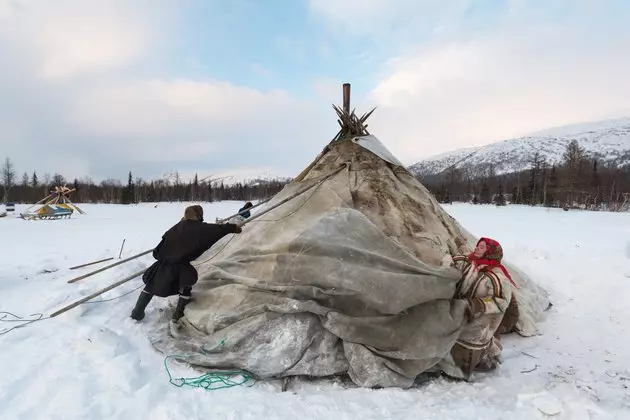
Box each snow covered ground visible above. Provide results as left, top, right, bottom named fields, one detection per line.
left=1, top=202, right=629, bottom=419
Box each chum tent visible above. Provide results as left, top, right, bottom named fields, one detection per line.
left=147, top=84, right=550, bottom=388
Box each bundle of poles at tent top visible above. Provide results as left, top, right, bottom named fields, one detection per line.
left=50, top=163, right=349, bottom=318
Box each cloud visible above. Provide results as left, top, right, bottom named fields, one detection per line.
left=308, top=0, right=472, bottom=40
left=0, top=0, right=332, bottom=182
left=2, top=72, right=330, bottom=180
left=307, top=1, right=630, bottom=164
left=313, top=78, right=344, bottom=102
left=366, top=25, right=630, bottom=164
left=3, top=0, right=630, bottom=184
left=66, top=78, right=324, bottom=166
left=0, top=0, right=154, bottom=80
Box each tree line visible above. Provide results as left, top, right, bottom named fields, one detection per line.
left=3, top=139, right=630, bottom=212
left=1, top=160, right=288, bottom=205
left=421, top=140, right=630, bottom=211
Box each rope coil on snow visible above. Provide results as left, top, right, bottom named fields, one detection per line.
left=164, top=355, right=255, bottom=391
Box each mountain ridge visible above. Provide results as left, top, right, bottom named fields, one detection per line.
left=408, top=116, right=630, bottom=176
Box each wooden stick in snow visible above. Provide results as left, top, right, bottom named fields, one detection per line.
left=51, top=269, right=146, bottom=318
left=69, top=257, right=114, bottom=270
left=118, top=239, right=126, bottom=259
left=67, top=249, right=152, bottom=283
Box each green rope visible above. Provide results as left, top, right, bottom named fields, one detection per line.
left=164, top=355, right=255, bottom=391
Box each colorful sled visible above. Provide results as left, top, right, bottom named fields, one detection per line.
left=20, top=186, right=85, bottom=221
left=21, top=204, right=74, bottom=220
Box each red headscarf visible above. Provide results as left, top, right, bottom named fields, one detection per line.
left=468, top=237, right=518, bottom=288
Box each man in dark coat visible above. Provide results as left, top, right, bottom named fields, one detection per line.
left=130, top=205, right=243, bottom=322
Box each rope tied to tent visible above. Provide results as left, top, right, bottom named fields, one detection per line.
left=164, top=355, right=255, bottom=391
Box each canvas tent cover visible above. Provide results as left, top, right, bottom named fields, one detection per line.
left=148, top=136, right=549, bottom=388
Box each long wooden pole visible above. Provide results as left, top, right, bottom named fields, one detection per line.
left=53, top=164, right=349, bottom=317
left=69, top=257, right=114, bottom=270
left=65, top=164, right=346, bottom=285
left=241, top=163, right=348, bottom=225
left=216, top=164, right=345, bottom=224
left=24, top=192, right=54, bottom=213
left=51, top=269, right=146, bottom=318
left=67, top=249, right=152, bottom=283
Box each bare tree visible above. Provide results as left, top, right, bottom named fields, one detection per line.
left=2, top=157, right=16, bottom=202
left=52, top=173, right=66, bottom=186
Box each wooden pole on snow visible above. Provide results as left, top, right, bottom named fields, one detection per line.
left=67, top=249, right=152, bottom=283
left=50, top=269, right=146, bottom=318
left=69, top=257, right=114, bottom=270
left=52, top=163, right=350, bottom=317
left=118, top=239, right=126, bottom=259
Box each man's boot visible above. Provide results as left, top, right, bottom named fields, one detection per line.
left=172, top=295, right=192, bottom=321
left=130, top=291, right=153, bottom=321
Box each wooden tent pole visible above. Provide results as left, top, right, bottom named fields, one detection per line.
left=65, top=164, right=346, bottom=285
left=24, top=193, right=54, bottom=212
left=50, top=269, right=146, bottom=318
left=243, top=163, right=348, bottom=224
left=67, top=249, right=153, bottom=283
left=53, top=164, right=350, bottom=318
left=65, top=196, right=86, bottom=214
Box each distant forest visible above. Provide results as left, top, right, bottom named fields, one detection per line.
left=419, top=139, right=630, bottom=211
left=2, top=140, right=630, bottom=211
left=0, top=160, right=286, bottom=205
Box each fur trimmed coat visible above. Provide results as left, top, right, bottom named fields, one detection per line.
left=452, top=255, right=513, bottom=352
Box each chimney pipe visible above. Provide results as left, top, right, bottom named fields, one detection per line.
left=342, top=83, right=351, bottom=113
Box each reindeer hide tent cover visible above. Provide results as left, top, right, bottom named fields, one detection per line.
left=147, top=103, right=550, bottom=388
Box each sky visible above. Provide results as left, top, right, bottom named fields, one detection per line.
left=1, top=0, right=630, bottom=183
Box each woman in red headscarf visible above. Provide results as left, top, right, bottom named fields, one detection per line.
left=445, top=237, right=518, bottom=380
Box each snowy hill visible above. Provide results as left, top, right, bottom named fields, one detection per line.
left=409, top=117, right=630, bottom=177
left=159, top=168, right=292, bottom=186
